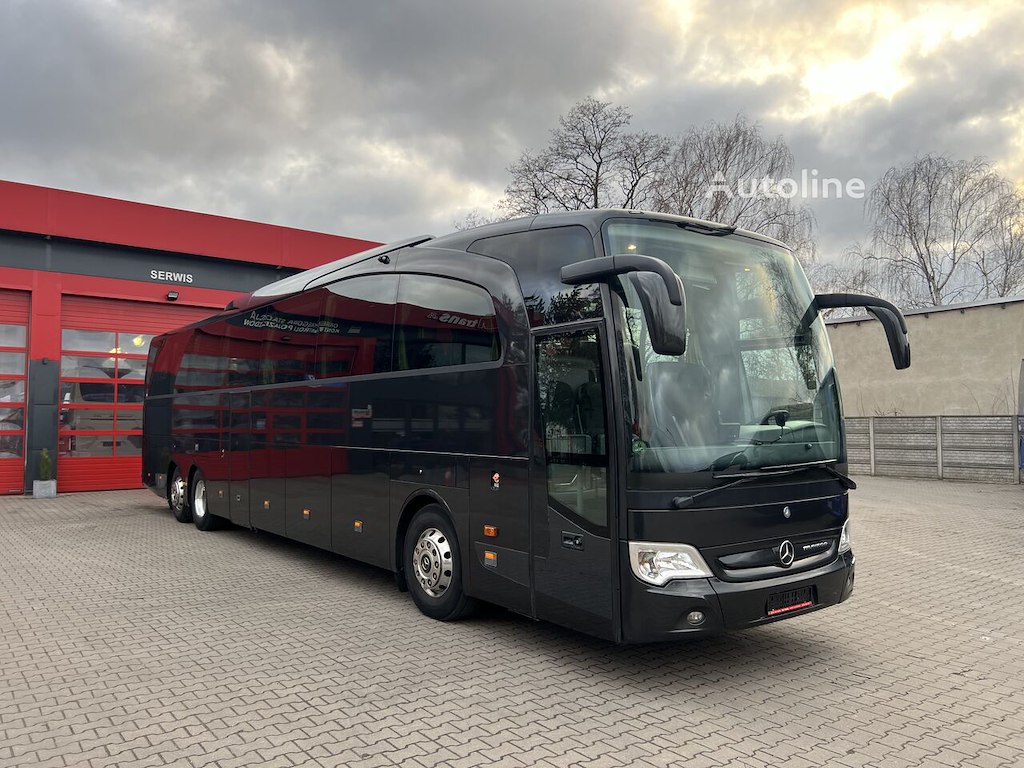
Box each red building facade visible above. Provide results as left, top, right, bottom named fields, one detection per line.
left=0, top=180, right=379, bottom=493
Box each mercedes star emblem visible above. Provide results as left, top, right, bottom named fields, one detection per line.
left=779, top=540, right=795, bottom=567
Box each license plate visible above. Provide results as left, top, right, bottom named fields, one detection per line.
left=767, top=586, right=815, bottom=617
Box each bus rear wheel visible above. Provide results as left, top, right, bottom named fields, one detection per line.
left=191, top=469, right=220, bottom=532
left=168, top=466, right=192, bottom=524
left=404, top=505, right=476, bottom=621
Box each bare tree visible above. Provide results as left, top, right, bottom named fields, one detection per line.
left=501, top=97, right=669, bottom=216
left=653, top=115, right=816, bottom=263
left=805, top=243, right=885, bottom=317
left=975, top=190, right=1024, bottom=299
left=865, top=155, right=1016, bottom=307
left=493, top=102, right=817, bottom=263
left=452, top=209, right=505, bottom=231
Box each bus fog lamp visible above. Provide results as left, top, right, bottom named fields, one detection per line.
left=685, top=610, right=706, bottom=626
left=628, top=541, right=713, bottom=585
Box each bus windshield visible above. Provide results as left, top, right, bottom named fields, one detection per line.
left=604, top=218, right=842, bottom=484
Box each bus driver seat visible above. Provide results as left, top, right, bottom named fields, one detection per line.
left=645, top=360, right=715, bottom=448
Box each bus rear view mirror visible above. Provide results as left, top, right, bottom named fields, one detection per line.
left=814, top=293, right=911, bottom=370
left=625, top=271, right=687, bottom=356
left=561, top=254, right=687, bottom=356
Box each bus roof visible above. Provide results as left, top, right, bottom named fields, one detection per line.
left=226, top=209, right=791, bottom=310
left=430, top=209, right=789, bottom=251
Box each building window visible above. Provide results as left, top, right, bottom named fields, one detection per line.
left=59, top=330, right=154, bottom=457
left=0, top=323, right=27, bottom=459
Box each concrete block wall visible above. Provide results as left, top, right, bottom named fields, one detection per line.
left=845, top=416, right=1022, bottom=484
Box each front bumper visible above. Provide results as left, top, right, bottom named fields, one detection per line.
left=620, top=550, right=855, bottom=643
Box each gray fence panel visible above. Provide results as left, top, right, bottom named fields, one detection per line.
left=943, top=466, right=1018, bottom=484
left=847, top=433, right=870, bottom=449
left=845, top=419, right=871, bottom=435
left=942, top=432, right=1015, bottom=450
left=874, top=433, right=938, bottom=449
left=874, top=417, right=937, bottom=434
left=942, top=449, right=1015, bottom=468
left=847, top=448, right=871, bottom=465
left=875, top=448, right=937, bottom=465
left=941, top=416, right=1014, bottom=433
left=846, top=414, right=1020, bottom=484
left=875, top=464, right=940, bottom=479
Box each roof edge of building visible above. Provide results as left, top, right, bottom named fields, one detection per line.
left=825, top=294, right=1024, bottom=324
left=0, top=179, right=381, bottom=271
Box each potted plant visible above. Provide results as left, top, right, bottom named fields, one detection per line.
left=33, top=447, right=57, bottom=498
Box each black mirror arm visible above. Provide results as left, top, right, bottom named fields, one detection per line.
left=814, top=293, right=908, bottom=332
left=561, top=255, right=683, bottom=306
left=814, top=293, right=911, bottom=370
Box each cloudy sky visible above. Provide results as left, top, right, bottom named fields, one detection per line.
left=1, top=0, right=1022, bottom=257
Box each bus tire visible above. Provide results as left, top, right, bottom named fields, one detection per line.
left=404, top=505, right=476, bottom=621
left=168, top=466, right=192, bottom=524
left=191, top=469, right=220, bottom=532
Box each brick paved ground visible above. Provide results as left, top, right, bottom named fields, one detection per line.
left=1, top=477, right=1022, bottom=767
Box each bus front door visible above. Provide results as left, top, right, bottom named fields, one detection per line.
left=531, top=327, right=615, bottom=640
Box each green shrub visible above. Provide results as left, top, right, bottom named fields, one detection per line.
left=38, top=448, right=52, bottom=482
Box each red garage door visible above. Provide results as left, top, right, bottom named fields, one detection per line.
left=58, top=296, right=214, bottom=492
left=0, top=290, right=29, bottom=494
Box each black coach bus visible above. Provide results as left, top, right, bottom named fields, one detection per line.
left=143, top=210, right=909, bottom=642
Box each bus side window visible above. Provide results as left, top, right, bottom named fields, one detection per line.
left=394, top=275, right=500, bottom=371
left=255, top=293, right=324, bottom=384
left=175, top=323, right=229, bottom=393
left=535, top=330, right=608, bottom=533
left=318, top=275, right=398, bottom=378
left=468, top=226, right=601, bottom=327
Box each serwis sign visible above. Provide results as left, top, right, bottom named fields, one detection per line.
left=150, top=269, right=194, bottom=284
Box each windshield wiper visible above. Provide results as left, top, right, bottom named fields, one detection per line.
left=673, top=468, right=802, bottom=508
left=757, top=460, right=857, bottom=490
left=672, top=461, right=855, bottom=509
left=676, top=221, right=736, bottom=237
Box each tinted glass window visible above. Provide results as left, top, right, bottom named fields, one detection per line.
left=394, top=276, right=499, bottom=371
left=174, top=323, right=230, bottom=392
left=535, top=329, right=608, bottom=534
left=318, top=275, right=397, bottom=378
left=256, top=293, right=324, bottom=384
left=468, top=226, right=601, bottom=326
left=218, top=294, right=325, bottom=386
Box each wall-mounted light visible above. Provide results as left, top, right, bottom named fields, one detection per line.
left=166, top=291, right=179, bottom=301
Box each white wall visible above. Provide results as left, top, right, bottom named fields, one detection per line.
left=826, top=300, right=1024, bottom=417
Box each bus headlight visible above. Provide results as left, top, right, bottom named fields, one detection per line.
left=838, top=520, right=852, bottom=553
left=628, top=541, right=713, bottom=585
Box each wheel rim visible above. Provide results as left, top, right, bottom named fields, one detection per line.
left=170, top=472, right=186, bottom=511
left=193, top=478, right=207, bottom=519
left=412, top=527, right=453, bottom=598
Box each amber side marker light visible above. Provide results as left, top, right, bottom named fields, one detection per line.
left=354, top=520, right=363, bottom=533
left=484, top=551, right=498, bottom=567
left=483, top=525, right=498, bottom=537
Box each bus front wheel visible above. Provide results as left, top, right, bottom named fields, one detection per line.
left=168, top=466, right=192, bottom=524
left=404, top=505, right=476, bottom=621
